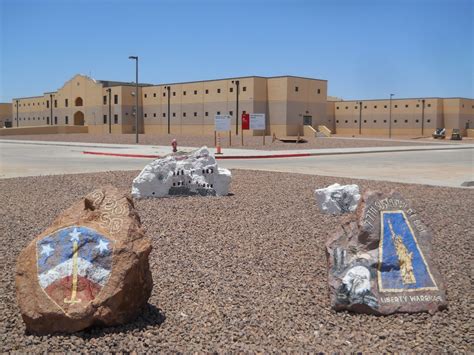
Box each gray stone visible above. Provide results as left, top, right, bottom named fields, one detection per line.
left=315, top=183, right=360, bottom=214
left=326, top=191, right=447, bottom=315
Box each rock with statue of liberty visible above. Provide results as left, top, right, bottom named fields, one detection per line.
left=326, top=191, right=447, bottom=315
left=15, top=186, right=153, bottom=334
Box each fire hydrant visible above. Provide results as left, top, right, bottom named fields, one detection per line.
left=171, top=138, right=178, bottom=153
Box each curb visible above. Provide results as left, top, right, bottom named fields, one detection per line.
left=82, top=145, right=473, bottom=160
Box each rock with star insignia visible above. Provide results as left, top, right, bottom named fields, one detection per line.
left=15, top=186, right=153, bottom=334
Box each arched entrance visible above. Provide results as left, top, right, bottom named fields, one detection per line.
left=74, top=111, right=85, bottom=126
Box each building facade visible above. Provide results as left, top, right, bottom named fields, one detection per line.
left=0, top=103, right=12, bottom=127
left=6, top=74, right=473, bottom=137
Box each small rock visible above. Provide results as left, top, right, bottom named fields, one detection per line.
left=314, top=183, right=361, bottom=214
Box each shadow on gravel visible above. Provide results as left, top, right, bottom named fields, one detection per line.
left=25, top=303, right=166, bottom=338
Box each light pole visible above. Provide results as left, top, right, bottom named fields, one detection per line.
left=15, top=99, right=19, bottom=127
left=421, top=99, right=425, bottom=136
left=128, top=56, right=139, bottom=144
left=389, top=94, right=394, bottom=138
left=358, top=101, right=362, bottom=135
left=231, top=80, right=240, bottom=136
left=164, top=85, right=171, bottom=134
left=106, top=88, right=112, bottom=134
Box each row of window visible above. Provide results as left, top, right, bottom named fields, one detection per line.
left=17, top=97, right=84, bottom=108
left=295, top=87, right=321, bottom=94
left=102, top=114, right=120, bottom=124
left=336, top=119, right=432, bottom=124
left=144, top=87, right=247, bottom=98
left=144, top=110, right=234, bottom=118
left=103, top=95, right=119, bottom=105
left=337, top=103, right=432, bottom=110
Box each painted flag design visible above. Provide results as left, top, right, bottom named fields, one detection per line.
left=36, top=226, right=114, bottom=310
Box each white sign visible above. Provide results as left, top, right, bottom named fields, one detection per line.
left=214, top=115, right=231, bottom=132
left=250, top=113, right=266, bottom=130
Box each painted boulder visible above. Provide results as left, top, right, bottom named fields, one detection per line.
left=326, top=191, right=447, bottom=315
left=315, top=183, right=361, bottom=214
left=132, top=146, right=231, bottom=198
left=15, top=186, right=153, bottom=334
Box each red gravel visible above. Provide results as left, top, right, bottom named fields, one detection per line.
left=0, top=133, right=451, bottom=150
left=0, top=170, right=472, bottom=352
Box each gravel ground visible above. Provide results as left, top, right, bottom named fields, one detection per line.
left=0, top=133, right=450, bottom=150
left=0, top=170, right=472, bottom=352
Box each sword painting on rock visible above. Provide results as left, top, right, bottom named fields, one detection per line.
left=36, top=226, right=114, bottom=313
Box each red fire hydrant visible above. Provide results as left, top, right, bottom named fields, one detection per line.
left=171, top=138, right=178, bottom=153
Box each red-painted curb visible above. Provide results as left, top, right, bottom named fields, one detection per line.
left=82, top=151, right=312, bottom=160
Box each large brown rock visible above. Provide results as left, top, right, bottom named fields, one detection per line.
left=326, top=191, right=447, bottom=315
left=16, top=186, right=153, bottom=334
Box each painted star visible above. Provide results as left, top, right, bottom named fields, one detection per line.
left=70, top=228, right=81, bottom=242
left=41, top=244, right=54, bottom=257
left=95, top=239, right=109, bottom=254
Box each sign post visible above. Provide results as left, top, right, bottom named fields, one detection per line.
left=250, top=113, right=266, bottom=146
left=241, top=113, right=250, bottom=146
left=214, top=115, right=232, bottom=151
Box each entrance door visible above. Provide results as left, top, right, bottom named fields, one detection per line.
left=74, top=111, right=85, bottom=125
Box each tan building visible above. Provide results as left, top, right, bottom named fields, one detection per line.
left=0, top=103, right=12, bottom=127
left=331, top=97, right=473, bottom=136
left=6, top=73, right=473, bottom=137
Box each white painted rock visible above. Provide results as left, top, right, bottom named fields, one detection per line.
left=314, top=183, right=361, bottom=214
left=132, top=147, right=231, bottom=198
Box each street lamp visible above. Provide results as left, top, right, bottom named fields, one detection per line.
left=164, top=85, right=171, bottom=134
left=419, top=98, right=426, bottom=136
left=106, top=88, right=112, bottom=134
left=128, top=56, right=139, bottom=144
left=358, top=101, right=363, bottom=135
left=389, top=94, right=394, bottom=138
left=231, top=80, right=240, bottom=136
left=15, top=99, right=19, bottom=127
left=50, top=94, right=54, bottom=126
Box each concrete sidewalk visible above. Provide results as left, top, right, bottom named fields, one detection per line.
left=1, top=139, right=472, bottom=159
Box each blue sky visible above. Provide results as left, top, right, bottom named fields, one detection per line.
left=0, top=0, right=472, bottom=102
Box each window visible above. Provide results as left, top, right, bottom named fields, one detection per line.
left=183, top=112, right=186, bottom=117
left=364, top=105, right=367, bottom=109
left=183, top=91, right=186, bottom=95
left=144, top=94, right=147, bottom=98
left=103, top=96, right=107, bottom=105
left=205, top=89, right=209, bottom=94
left=384, top=120, right=387, bottom=123
left=336, top=106, right=339, bottom=110
left=54, top=100, right=57, bottom=108
left=317, top=89, right=321, bottom=94
left=230, top=87, right=233, bottom=93
left=295, top=86, right=299, bottom=92
left=153, top=93, right=156, bottom=97
left=394, top=105, right=398, bottom=108
left=416, top=104, right=419, bottom=107
left=354, top=120, right=358, bottom=123
left=374, top=105, right=377, bottom=109
left=404, top=120, right=408, bottom=123
left=163, top=113, right=166, bottom=117
left=65, top=116, right=68, bottom=124
left=345, top=120, right=348, bottom=123
left=75, top=97, right=83, bottom=106
left=65, top=99, right=68, bottom=107
left=355, top=106, right=358, bottom=109
left=194, top=90, right=197, bottom=95
left=47, top=117, right=49, bottom=124
left=384, top=105, right=387, bottom=108
left=194, top=112, right=197, bottom=117
left=172, top=112, right=176, bottom=117
left=427, top=104, right=431, bottom=107
left=153, top=113, right=156, bottom=117
left=336, top=120, right=339, bottom=123
left=114, top=114, right=118, bottom=124
left=373, top=120, right=377, bottom=123
left=364, top=120, right=367, bottom=123
left=345, top=106, right=348, bottom=110
left=217, top=88, right=221, bottom=93
left=114, top=95, right=118, bottom=104
left=205, top=112, right=209, bottom=116
left=103, top=115, right=107, bottom=123
left=217, top=111, right=221, bottom=115
left=144, top=113, right=148, bottom=118
left=427, top=119, right=431, bottom=123
left=54, top=116, right=57, bottom=124
left=405, top=104, right=409, bottom=108
left=229, top=111, right=233, bottom=116
left=173, top=92, right=176, bottom=96
left=243, top=87, right=247, bottom=92
left=163, top=92, right=166, bottom=97
left=416, top=119, right=419, bottom=123
left=394, top=120, right=398, bottom=123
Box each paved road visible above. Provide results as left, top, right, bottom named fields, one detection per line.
left=0, top=140, right=472, bottom=187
